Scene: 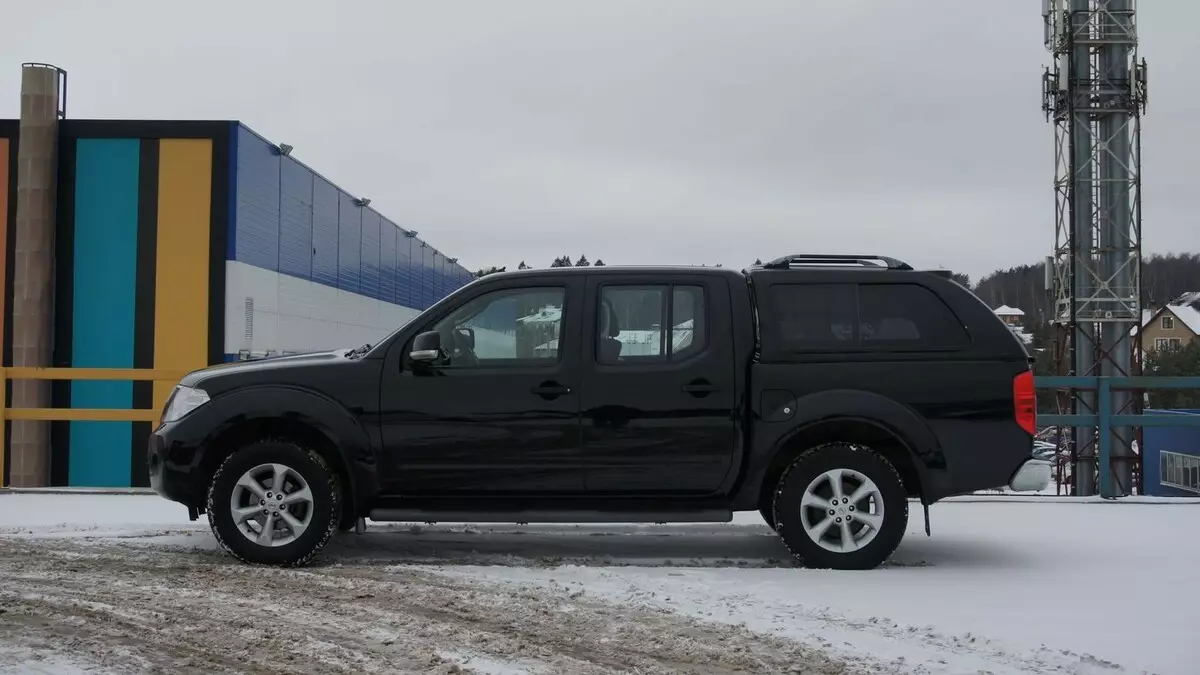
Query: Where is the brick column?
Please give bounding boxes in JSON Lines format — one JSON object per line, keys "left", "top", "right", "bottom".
{"left": 10, "top": 64, "right": 60, "bottom": 486}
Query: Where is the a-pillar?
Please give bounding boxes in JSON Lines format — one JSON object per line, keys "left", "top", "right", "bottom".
{"left": 9, "top": 64, "right": 61, "bottom": 486}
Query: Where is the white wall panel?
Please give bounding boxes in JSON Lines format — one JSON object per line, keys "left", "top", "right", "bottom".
{"left": 225, "top": 261, "right": 422, "bottom": 357}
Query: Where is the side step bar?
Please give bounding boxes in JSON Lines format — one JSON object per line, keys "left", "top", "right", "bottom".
{"left": 367, "top": 509, "right": 733, "bottom": 524}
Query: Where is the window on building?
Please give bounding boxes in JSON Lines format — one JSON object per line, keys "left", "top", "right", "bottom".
{"left": 597, "top": 284, "right": 707, "bottom": 365}
{"left": 767, "top": 283, "right": 969, "bottom": 352}
{"left": 1154, "top": 337, "right": 1182, "bottom": 352}
{"left": 428, "top": 287, "right": 565, "bottom": 366}
{"left": 1161, "top": 451, "right": 1200, "bottom": 494}
{"left": 1161, "top": 315, "right": 1175, "bottom": 330}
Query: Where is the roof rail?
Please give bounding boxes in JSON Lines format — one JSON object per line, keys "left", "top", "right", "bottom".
{"left": 760, "top": 254, "right": 913, "bottom": 271}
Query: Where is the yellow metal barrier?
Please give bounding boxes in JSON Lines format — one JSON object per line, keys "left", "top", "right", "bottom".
{"left": 0, "top": 367, "right": 191, "bottom": 488}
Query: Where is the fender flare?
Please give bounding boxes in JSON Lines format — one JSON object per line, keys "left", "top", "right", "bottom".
{"left": 200, "top": 385, "right": 379, "bottom": 510}
{"left": 739, "top": 388, "right": 947, "bottom": 506}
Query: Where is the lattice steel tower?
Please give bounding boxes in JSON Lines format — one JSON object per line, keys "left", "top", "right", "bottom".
{"left": 1042, "top": 0, "right": 1147, "bottom": 496}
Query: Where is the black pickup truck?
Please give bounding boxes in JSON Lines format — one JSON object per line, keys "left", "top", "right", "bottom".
{"left": 149, "top": 254, "right": 1048, "bottom": 570}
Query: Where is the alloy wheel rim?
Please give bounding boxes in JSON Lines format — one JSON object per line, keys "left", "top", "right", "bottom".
{"left": 797, "top": 468, "right": 885, "bottom": 553}
{"left": 229, "top": 463, "right": 314, "bottom": 547}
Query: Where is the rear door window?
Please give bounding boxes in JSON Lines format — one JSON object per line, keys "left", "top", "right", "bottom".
{"left": 766, "top": 282, "right": 968, "bottom": 352}
{"left": 768, "top": 284, "right": 858, "bottom": 351}
{"left": 857, "top": 284, "right": 969, "bottom": 349}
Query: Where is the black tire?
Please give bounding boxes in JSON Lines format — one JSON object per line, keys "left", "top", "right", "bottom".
{"left": 207, "top": 440, "right": 340, "bottom": 566}
{"left": 772, "top": 443, "right": 908, "bottom": 570}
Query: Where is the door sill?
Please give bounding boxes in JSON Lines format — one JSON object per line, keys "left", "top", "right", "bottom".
{"left": 367, "top": 496, "right": 732, "bottom": 524}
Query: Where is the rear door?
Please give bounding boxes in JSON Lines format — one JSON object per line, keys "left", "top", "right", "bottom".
{"left": 580, "top": 273, "right": 738, "bottom": 494}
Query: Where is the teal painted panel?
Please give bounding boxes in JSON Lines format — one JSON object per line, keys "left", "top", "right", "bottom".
{"left": 69, "top": 138, "right": 140, "bottom": 487}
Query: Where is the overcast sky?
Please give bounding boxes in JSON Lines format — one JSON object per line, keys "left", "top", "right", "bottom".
{"left": 3, "top": 1, "right": 1196, "bottom": 280}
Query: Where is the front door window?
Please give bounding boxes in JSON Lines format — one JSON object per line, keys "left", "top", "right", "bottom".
{"left": 429, "top": 287, "right": 566, "bottom": 367}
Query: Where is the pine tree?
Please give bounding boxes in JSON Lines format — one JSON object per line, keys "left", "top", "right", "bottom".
{"left": 575, "top": 254, "right": 590, "bottom": 267}
{"left": 1145, "top": 341, "right": 1200, "bottom": 408}
{"left": 594, "top": 259, "right": 606, "bottom": 267}
{"left": 518, "top": 261, "right": 528, "bottom": 270}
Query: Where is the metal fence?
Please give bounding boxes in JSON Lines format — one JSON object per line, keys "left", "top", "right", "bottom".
{"left": 0, "top": 367, "right": 188, "bottom": 488}
{"left": 1035, "top": 376, "right": 1200, "bottom": 497}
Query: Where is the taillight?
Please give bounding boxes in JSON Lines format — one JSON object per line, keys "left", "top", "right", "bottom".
{"left": 1013, "top": 370, "right": 1036, "bottom": 435}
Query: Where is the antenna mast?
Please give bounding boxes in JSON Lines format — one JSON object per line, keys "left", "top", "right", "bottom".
{"left": 1042, "top": 0, "right": 1148, "bottom": 496}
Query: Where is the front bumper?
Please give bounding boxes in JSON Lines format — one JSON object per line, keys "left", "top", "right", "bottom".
{"left": 148, "top": 417, "right": 211, "bottom": 508}
{"left": 1008, "top": 458, "right": 1052, "bottom": 492}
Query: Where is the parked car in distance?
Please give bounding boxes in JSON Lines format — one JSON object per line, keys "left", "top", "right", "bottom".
{"left": 149, "top": 254, "right": 1048, "bottom": 570}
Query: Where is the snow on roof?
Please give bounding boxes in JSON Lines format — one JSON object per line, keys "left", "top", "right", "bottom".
{"left": 1166, "top": 291, "right": 1200, "bottom": 334}
{"left": 993, "top": 305, "right": 1025, "bottom": 316}
{"left": 1131, "top": 293, "right": 1200, "bottom": 337}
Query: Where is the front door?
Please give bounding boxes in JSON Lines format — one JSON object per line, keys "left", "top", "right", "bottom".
{"left": 379, "top": 277, "right": 585, "bottom": 495}
{"left": 580, "top": 274, "right": 738, "bottom": 494}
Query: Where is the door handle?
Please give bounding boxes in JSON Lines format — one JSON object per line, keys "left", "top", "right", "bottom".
{"left": 681, "top": 379, "right": 720, "bottom": 396}
{"left": 531, "top": 382, "right": 572, "bottom": 398}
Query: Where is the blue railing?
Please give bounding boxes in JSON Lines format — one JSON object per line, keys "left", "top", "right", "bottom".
{"left": 1034, "top": 376, "right": 1200, "bottom": 497}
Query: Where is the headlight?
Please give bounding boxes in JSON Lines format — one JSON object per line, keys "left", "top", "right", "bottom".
{"left": 162, "top": 385, "right": 210, "bottom": 423}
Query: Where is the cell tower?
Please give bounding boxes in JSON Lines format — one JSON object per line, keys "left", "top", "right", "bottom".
{"left": 1042, "top": 0, "right": 1147, "bottom": 496}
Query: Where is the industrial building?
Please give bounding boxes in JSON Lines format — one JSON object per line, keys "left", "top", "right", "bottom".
{"left": 2, "top": 67, "right": 473, "bottom": 489}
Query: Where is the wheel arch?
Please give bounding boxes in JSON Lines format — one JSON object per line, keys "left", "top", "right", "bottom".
{"left": 755, "top": 417, "right": 928, "bottom": 517}
{"left": 196, "top": 386, "right": 378, "bottom": 528}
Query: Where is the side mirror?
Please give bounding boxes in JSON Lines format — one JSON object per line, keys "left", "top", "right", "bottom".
{"left": 410, "top": 331, "right": 443, "bottom": 364}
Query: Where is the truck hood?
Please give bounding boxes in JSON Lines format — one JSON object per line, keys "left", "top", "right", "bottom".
{"left": 181, "top": 349, "right": 354, "bottom": 388}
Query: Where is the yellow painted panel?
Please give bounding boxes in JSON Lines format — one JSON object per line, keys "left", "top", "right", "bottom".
{"left": 153, "top": 139, "right": 212, "bottom": 414}
{"left": 4, "top": 367, "right": 192, "bottom": 381}
{"left": 5, "top": 408, "right": 162, "bottom": 423}
{"left": 0, "top": 137, "right": 8, "bottom": 486}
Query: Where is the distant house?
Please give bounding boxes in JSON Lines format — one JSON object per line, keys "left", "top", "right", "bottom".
{"left": 993, "top": 305, "right": 1033, "bottom": 345}
{"left": 993, "top": 305, "right": 1025, "bottom": 326}
{"left": 1132, "top": 292, "right": 1200, "bottom": 352}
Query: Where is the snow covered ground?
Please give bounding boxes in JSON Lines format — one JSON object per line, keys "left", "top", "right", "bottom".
{"left": 0, "top": 492, "right": 1196, "bottom": 674}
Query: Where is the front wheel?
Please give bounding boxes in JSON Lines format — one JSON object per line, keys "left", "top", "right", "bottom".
{"left": 772, "top": 443, "right": 908, "bottom": 570}
{"left": 207, "top": 440, "right": 340, "bottom": 566}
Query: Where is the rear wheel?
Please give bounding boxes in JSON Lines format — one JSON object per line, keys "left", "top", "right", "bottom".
{"left": 772, "top": 443, "right": 908, "bottom": 570}
{"left": 207, "top": 440, "right": 340, "bottom": 566}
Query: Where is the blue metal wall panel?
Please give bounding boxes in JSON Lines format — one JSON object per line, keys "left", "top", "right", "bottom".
{"left": 413, "top": 244, "right": 422, "bottom": 309}
{"left": 360, "top": 209, "right": 381, "bottom": 301}
{"left": 1142, "top": 409, "right": 1200, "bottom": 497}
{"left": 435, "top": 252, "right": 445, "bottom": 303}
{"left": 234, "top": 125, "right": 280, "bottom": 271}
{"left": 412, "top": 242, "right": 425, "bottom": 309}
{"left": 226, "top": 128, "right": 239, "bottom": 261}
{"left": 396, "top": 234, "right": 413, "bottom": 309}
{"left": 417, "top": 244, "right": 429, "bottom": 309}
{"left": 226, "top": 124, "right": 464, "bottom": 310}
{"left": 311, "top": 177, "right": 339, "bottom": 288}
{"left": 380, "top": 219, "right": 397, "bottom": 305}
{"left": 278, "top": 157, "right": 313, "bottom": 280}
{"left": 427, "top": 249, "right": 436, "bottom": 299}
{"left": 337, "top": 192, "right": 361, "bottom": 292}
{"left": 424, "top": 245, "right": 436, "bottom": 309}
{"left": 410, "top": 241, "right": 423, "bottom": 309}
{"left": 70, "top": 138, "right": 139, "bottom": 487}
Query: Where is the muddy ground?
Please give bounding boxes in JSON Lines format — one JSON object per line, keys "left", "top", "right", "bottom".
{"left": 0, "top": 535, "right": 864, "bottom": 675}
